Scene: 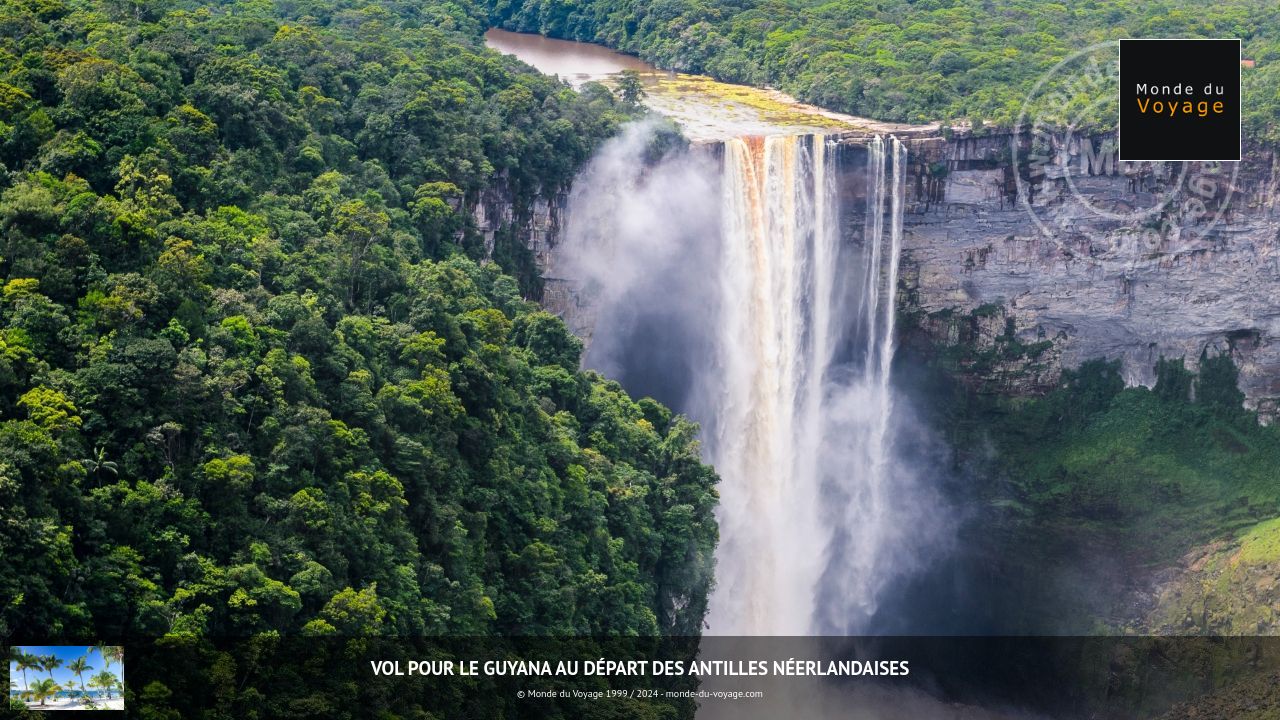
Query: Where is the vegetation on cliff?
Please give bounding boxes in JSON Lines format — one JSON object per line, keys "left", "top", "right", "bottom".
{"left": 486, "top": 0, "right": 1280, "bottom": 139}
{"left": 0, "top": 0, "right": 718, "bottom": 642}
{"left": 928, "top": 347, "right": 1280, "bottom": 632}
{"left": 1143, "top": 516, "right": 1280, "bottom": 634}
{"left": 955, "top": 354, "right": 1278, "bottom": 553}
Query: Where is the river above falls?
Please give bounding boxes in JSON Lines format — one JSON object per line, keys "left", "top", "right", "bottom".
{"left": 484, "top": 29, "right": 935, "bottom": 142}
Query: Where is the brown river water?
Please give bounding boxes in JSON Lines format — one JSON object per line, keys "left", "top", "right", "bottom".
{"left": 484, "top": 29, "right": 655, "bottom": 85}
{"left": 483, "top": 29, "right": 933, "bottom": 141}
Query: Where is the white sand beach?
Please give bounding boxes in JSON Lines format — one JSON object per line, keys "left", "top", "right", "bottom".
{"left": 24, "top": 696, "right": 124, "bottom": 711}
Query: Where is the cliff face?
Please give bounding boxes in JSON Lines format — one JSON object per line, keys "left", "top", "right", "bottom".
{"left": 879, "top": 132, "right": 1280, "bottom": 419}
{"left": 532, "top": 129, "right": 1280, "bottom": 418}
{"left": 471, "top": 186, "right": 564, "bottom": 268}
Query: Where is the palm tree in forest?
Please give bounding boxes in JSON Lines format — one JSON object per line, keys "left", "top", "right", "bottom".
{"left": 67, "top": 657, "right": 92, "bottom": 698}
{"left": 81, "top": 446, "right": 118, "bottom": 479}
{"left": 89, "top": 672, "right": 119, "bottom": 700}
{"left": 25, "top": 678, "right": 61, "bottom": 707}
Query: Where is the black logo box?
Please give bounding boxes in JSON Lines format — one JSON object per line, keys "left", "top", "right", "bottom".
{"left": 1119, "top": 38, "right": 1241, "bottom": 162}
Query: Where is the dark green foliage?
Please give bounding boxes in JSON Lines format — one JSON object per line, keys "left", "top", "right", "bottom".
{"left": 0, "top": 0, "right": 717, "bottom": 640}
{"left": 935, "top": 351, "right": 1280, "bottom": 630}
{"left": 1154, "top": 356, "right": 1194, "bottom": 403}
{"left": 487, "top": 0, "right": 1280, "bottom": 138}
{"left": 1197, "top": 352, "right": 1247, "bottom": 421}
{"left": 952, "top": 353, "right": 1278, "bottom": 553}
{"left": 1058, "top": 359, "right": 1125, "bottom": 429}
{"left": 616, "top": 69, "right": 644, "bottom": 109}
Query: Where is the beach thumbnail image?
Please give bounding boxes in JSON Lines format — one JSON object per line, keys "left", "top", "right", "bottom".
{"left": 8, "top": 646, "right": 123, "bottom": 712}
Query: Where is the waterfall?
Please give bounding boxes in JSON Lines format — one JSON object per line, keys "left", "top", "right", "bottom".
{"left": 816, "top": 134, "right": 910, "bottom": 634}
{"left": 555, "top": 124, "right": 915, "bottom": 636}
{"left": 706, "top": 134, "right": 908, "bottom": 635}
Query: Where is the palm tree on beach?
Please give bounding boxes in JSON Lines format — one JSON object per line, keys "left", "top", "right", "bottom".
{"left": 92, "top": 644, "right": 123, "bottom": 672}
{"left": 14, "top": 652, "right": 40, "bottom": 695}
{"left": 104, "top": 646, "right": 123, "bottom": 670}
{"left": 89, "top": 672, "right": 118, "bottom": 700}
{"left": 91, "top": 643, "right": 107, "bottom": 671}
{"left": 25, "top": 678, "right": 61, "bottom": 707}
{"left": 67, "top": 657, "right": 92, "bottom": 698}
{"left": 6, "top": 647, "right": 19, "bottom": 694}
{"left": 40, "top": 655, "right": 62, "bottom": 682}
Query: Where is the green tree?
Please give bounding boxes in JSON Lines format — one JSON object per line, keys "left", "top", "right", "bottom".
{"left": 82, "top": 447, "right": 119, "bottom": 480}
{"left": 40, "top": 655, "right": 61, "bottom": 683}
{"left": 319, "top": 585, "right": 386, "bottom": 635}
{"left": 1197, "top": 352, "right": 1246, "bottom": 420}
{"left": 616, "top": 70, "right": 646, "bottom": 109}
{"left": 103, "top": 646, "right": 123, "bottom": 670}
{"left": 25, "top": 678, "right": 62, "bottom": 707}
{"left": 89, "top": 671, "right": 119, "bottom": 700}
{"left": 14, "top": 652, "right": 39, "bottom": 695}
{"left": 67, "top": 657, "right": 92, "bottom": 698}
{"left": 331, "top": 200, "right": 390, "bottom": 310}
{"left": 17, "top": 387, "right": 82, "bottom": 434}
{"left": 1154, "top": 357, "right": 1194, "bottom": 403}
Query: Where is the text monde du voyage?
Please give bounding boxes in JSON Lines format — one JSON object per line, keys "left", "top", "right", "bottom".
{"left": 369, "top": 658, "right": 910, "bottom": 677}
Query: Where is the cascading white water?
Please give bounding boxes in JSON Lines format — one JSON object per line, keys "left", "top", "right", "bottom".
{"left": 554, "top": 124, "right": 914, "bottom": 636}
{"left": 707, "top": 135, "right": 830, "bottom": 635}
{"left": 815, "top": 134, "right": 910, "bottom": 634}
{"left": 706, "top": 134, "right": 907, "bottom": 635}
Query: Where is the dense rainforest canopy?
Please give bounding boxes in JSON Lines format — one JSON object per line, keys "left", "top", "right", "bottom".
{"left": 486, "top": 0, "right": 1280, "bottom": 140}
{"left": 0, "top": 0, "right": 718, "bottom": 641}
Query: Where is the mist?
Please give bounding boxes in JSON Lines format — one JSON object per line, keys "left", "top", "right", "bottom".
{"left": 551, "top": 120, "right": 722, "bottom": 414}
{"left": 552, "top": 121, "right": 954, "bottom": 637}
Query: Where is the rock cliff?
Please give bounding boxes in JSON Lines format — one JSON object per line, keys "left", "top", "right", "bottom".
{"left": 860, "top": 131, "right": 1280, "bottom": 419}
{"left": 530, "top": 129, "right": 1280, "bottom": 418}
{"left": 471, "top": 184, "right": 564, "bottom": 270}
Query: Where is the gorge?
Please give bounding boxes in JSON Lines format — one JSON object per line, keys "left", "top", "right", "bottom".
{"left": 483, "top": 30, "right": 1280, "bottom": 422}
{"left": 490, "top": 31, "right": 954, "bottom": 635}
{"left": 486, "top": 30, "right": 1280, "bottom": 638}
{"left": 549, "top": 123, "right": 936, "bottom": 635}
